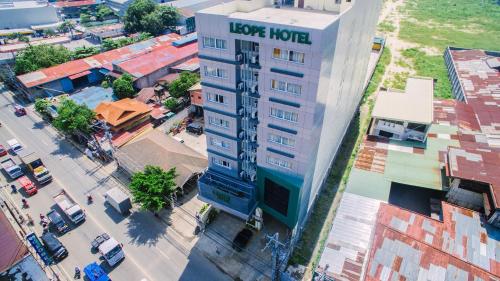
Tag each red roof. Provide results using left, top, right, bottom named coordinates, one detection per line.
left=448, top=49, right=500, bottom=135
left=366, top=203, right=500, bottom=280
left=17, top=33, right=198, bottom=89
left=54, top=0, right=96, bottom=7
left=0, top=209, right=29, bottom=272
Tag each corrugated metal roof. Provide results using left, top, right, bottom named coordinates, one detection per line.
left=317, top=193, right=382, bottom=280
left=17, top=33, right=198, bottom=88
left=448, top=49, right=500, bottom=136
left=0, top=209, right=29, bottom=272
left=366, top=203, right=500, bottom=280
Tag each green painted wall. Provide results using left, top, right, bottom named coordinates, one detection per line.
left=256, top=166, right=304, bottom=228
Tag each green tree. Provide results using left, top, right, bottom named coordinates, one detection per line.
left=101, top=80, right=110, bottom=88
left=129, top=166, right=178, bottom=212
left=18, top=36, right=30, bottom=43
left=112, top=74, right=135, bottom=99
left=101, top=38, right=119, bottom=51
left=136, top=32, right=153, bottom=41
left=72, top=46, right=100, bottom=59
left=34, top=98, right=50, bottom=116
left=53, top=99, right=95, bottom=134
left=43, top=29, right=56, bottom=37
left=140, top=12, right=164, bottom=36
left=157, top=6, right=179, bottom=30
left=164, top=98, right=178, bottom=111
left=96, top=4, right=115, bottom=21
left=80, top=13, right=92, bottom=25
left=123, top=0, right=157, bottom=33
left=58, top=20, right=76, bottom=37
left=168, top=72, right=198, bottom=98
left=15, top=44, right=72, bottom=75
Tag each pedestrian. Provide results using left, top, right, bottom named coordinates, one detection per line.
left=74, top=266, right=80, bottom=279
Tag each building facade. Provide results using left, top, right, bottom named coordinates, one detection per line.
left=196, top=0, right=382, bottom=234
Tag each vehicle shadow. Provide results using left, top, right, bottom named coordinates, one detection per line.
left=126, top=210, right=171, bottom=246
left=103, top=202, right=127, bottom=224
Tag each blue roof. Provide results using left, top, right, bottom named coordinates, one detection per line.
left=70, top=86, right=117, bottom=110
left=172, top=33, right=198, bottom=47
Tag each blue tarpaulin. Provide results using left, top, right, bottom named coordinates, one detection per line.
left=70, top=86, right=117, bottom=110
left=84, top=262, right=110, bottom=281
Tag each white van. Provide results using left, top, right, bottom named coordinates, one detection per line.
left=7, top=139, right=23, bottom=155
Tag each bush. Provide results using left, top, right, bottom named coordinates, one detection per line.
left=168, top=72, right=199, bottom=98
left=34, top=99, right=50, bottom=116
left=15, top=44, right=72, bottom=75
left=164, top=98, right=178, bottom=111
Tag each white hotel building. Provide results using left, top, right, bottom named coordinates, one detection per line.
left=196, top=0, right=382, bottom=234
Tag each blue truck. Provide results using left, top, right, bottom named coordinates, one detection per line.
left=84, top=262, right=110, bottom=281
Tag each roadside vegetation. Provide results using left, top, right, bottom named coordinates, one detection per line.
left=289, top=47, right=391, bottom=271
left=52, top=99, right=95, bottom=135
left=129, top=166, right=179, bottom=213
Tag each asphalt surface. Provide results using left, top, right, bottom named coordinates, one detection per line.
left=0, top=87, right=231, bottom=281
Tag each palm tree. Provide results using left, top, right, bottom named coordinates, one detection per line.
left=58, top=20, right=76, bottom=38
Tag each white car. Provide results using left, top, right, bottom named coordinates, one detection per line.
left=7, top=139, right=23, bottom=155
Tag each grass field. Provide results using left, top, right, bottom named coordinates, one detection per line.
left=396, top=0, right=499, bottom=99
left=288, top=47, right=391, bottom=271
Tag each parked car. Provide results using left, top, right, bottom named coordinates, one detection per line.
left=14, top=104, right=26, bottom=116
left=232, top=228, right=253, bottom=252
left=41, top=232, right=68, bottom=262
left=18, top=176, right=37, bottom=196
left=7, top=138, right=23, bottom=155
left=47, top=210, right=69, bottom=234
left=186, top=123, right=203, bottom=135
left=0, top=145, right=7, bottom=157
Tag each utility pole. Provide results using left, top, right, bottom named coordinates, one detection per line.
left=262, top=233, right=290, bottom=281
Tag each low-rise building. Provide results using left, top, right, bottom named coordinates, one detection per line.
left=316, top=47, right=500, bottom=279
left=188, top=82, right=202, bottom=115
left=0, top=0, right=59, bottom=29
left=86, top=23, right=124, bottom=42
left=95, top=98, right=152, bottom=132
left=17, top=33, right=198, bottom=100
left=54, top=0, right=99, bottom=19
left=115, top=129, right=208, bottom=189
left=370, top=77, right=433, bottom=143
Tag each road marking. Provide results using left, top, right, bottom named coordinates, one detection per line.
left=51, top=177, right=158, bottom=281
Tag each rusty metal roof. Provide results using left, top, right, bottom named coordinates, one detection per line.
left=448, top=48, right=500, bottom=135
left=366, top=202, right=500, bottom=280
left=0, top=209, right=29, bottom=272
left=17, top=33, right=198, bottom=88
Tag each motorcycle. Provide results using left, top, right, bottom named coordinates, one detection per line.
left=11, top=184, right=16, bottom=193
left=87, top=194, right=93, bottom=204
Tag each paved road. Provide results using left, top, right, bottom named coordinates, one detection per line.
left=0, top=88, right=231, bottom=281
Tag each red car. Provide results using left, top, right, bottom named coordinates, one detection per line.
left=0, top=145, right=7, bottom=157
left=14, top=105, right=26, bottom=116
left=18, top=176, right=37, bottom=196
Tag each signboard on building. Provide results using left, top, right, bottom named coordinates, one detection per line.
left=26, top=233, right=53, bottom=266
left=229, top=22, right=312, bottom=45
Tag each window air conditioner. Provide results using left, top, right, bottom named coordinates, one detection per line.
left=238, top=108, right=245, bottom=116
left=250, top=85, right=257, bottom=93
left=240, top=171, right=245, bottom=178
left=251, top=56, right=257, bottom=64
left=238, top=82, right=244, bottom=90
left=251, top=110, right=258, bottom=119
left=236, top=54, right=243, bottom=62
left=250, top=133, right=257, bottom=142
left=239, top=131, right=245, bottom=139
left=250, top=155, right=256, bottom=163
left=250, top=174, right=256, bottom=181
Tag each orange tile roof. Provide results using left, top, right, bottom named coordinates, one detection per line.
left=95, top=98, right=152, bottom=127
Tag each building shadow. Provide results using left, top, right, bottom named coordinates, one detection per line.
left=126, top=210, right=171, bottom=246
